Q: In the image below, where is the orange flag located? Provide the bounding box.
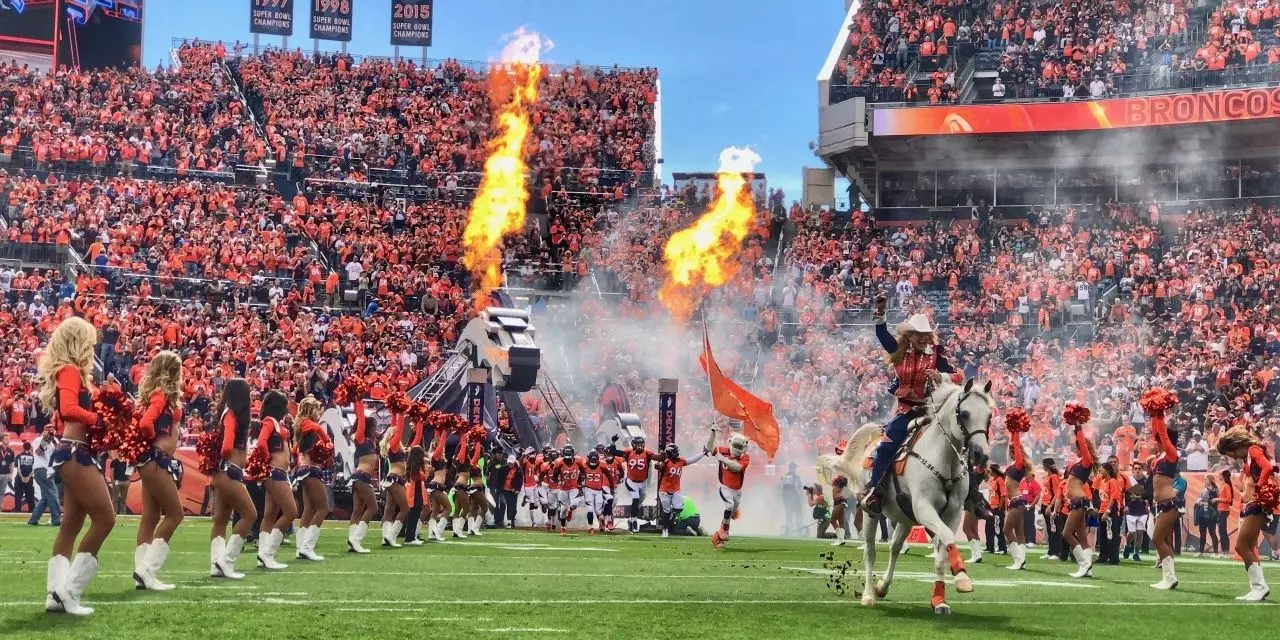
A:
[698,322,780,461]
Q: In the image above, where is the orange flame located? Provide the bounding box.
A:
[659,147,762,322]
[462,28,551,312]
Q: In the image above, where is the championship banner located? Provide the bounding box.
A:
[873,87,1280,137]
[466,368,487,428]
[658,379,678,450]
[390,0,433,47]
[250,0,294,36]
[309,0,352,42]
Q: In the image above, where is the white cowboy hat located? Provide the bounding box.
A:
[895,313,934,334]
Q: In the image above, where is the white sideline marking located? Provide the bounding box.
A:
[0,569,812,580]
[182,585,260,590]
[0,598,1271,608]
[484,628,568,633]
[444,542,618,552]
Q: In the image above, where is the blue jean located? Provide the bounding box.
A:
[29,468,61,525]
[868,408,926,490]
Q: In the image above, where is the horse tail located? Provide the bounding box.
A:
[830,422,883,491]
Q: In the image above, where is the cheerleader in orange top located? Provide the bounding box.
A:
[292,397,331,561]
[132,351,185,591]
[379,403,409,548]
[40,318,114,616]
[254,390,296,570]
[1217,429,1276,601]
[403,445,430,546]
[1062,404,1098,578]
[463,425,490,536]
[347,394,377,553]
[1142,388,1181,590]
[206,379,258,580]
[450,424,485,537]
[1002,409,1031,570]
[426,416,461,541]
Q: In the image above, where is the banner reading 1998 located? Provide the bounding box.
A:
[310,0,353,42]
[250,0,294,36]
[390,0,434,47]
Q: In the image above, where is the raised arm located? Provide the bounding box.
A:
[353,398,367,444]
[1074,427,1092,469]
[1152,422,1178,463]
[1011,431,1025,469]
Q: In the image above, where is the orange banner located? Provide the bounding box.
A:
[873,87,1280,136]
[698,323,780,461]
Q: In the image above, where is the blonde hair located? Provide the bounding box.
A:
[37,317,97,414]
[138,351,183,411]
[888,330,937,365]
[1216,428,1259,456]
[294,395,322,439]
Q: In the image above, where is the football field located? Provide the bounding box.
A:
[0,515,1274,639]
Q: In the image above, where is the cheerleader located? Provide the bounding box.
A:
[348,395,377,553]
[1217,429,1275,601]
[40,318,115,616]
[206,379,258,580]
[1143,389,1181,590]
[449,423,478,538]
[292,396,331,561]
[133,351,185,591]
[254,390,296,570]
[404,446,430,545]
[426,417,457,541]
[962,463,989,563]
[1003,409,1031,571]
[379,405,409,547]
[1062,404,1098,578]
[464,426,490,536]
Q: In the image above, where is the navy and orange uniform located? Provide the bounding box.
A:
[221,410,249,458]
[1243,444,1277,518]
[584,464,614,491]
[256,415,291,482]
[1150,419,1179,479]
[295,418,331,460]
[1067,427,1093,490]
[458,427,486,476]
[1006,432,1029,509]
[385,413,406,463]
[607,456,625,487]
[521,457,541,488]
[658,457,692,493]
[555,456,587,491]
[51,365,100,469]
[138,390,181,467]
[624,449,661,484]
[352,398,376,458]
[543,459,561,492]
[714,446,750,490]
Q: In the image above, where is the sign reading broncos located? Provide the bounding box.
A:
[52,0,144,70]
[873,87,1280,136]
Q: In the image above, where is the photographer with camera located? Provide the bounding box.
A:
[805,484,837,539]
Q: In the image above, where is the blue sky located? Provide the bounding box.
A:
[143,0,844,200]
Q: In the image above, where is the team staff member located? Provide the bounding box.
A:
[40,318,114,616]
[1215,469,1236,555]
[986,466,1007,555]
[1217,429,1276,601]
[133,352,186,591]
[1094,463,1125,565]
[1039,458,1064,561]
[1124,464,1151,563]
[14,442,36,513]
[0,435,15,510]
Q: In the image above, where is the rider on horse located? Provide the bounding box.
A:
[860,295,963,514]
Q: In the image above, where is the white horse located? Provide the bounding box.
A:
[826,378,994,615]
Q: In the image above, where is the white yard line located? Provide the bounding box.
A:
[483,628,568,633]
[0,597,1271,608]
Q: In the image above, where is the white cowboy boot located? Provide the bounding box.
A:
[46,555,68,613]
[469,516,483,536]
[967,538,983,564]
[382,521,403,548]
[452,517,468,538]
[1068,545,1092,578]
[1237,564,1270,601]
[347,523,369,553]
[218,535,247,579]
[258,530,289,569]
[1007,543,1026,570]
[306,526,325,560]
[210,537,226,577]
[143,540,175,591]
[831,528,847,546]
[133,543,153,589]
[53,553,97,616]
[1151,556,1177,590]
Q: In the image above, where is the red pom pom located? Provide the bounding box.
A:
[1140,388,1179,416]
[310,439,335,468]
[196,429,222,475]
[334,375,368,406]
[384,391,410,416]
[1063,403,1091,427]
[428,409,467,432]
[1004,408,1031,434]
[116,420,153,465]
[1256,480,1280,512]
[244,446,271,481]
[411,402,432,422]
[88,387,134,452]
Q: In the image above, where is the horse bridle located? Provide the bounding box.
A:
[909,388,991,491]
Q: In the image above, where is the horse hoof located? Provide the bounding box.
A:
[860,596,877,607]
[874,581,890,599]
[954,572,974,593]
[933,603,952,616]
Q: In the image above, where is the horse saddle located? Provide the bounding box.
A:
[861,416,932,476]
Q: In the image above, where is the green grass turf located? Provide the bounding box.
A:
[0,515,1275,639]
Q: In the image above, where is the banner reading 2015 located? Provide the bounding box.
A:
[390,0,434,47]
[310,0,352,42]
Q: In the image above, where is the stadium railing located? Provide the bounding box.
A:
[831,62,1280,106]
